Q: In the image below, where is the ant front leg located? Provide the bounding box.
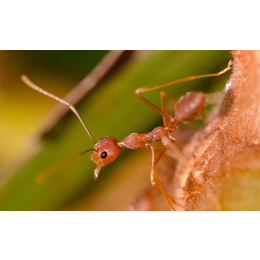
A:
[150,144,177,210]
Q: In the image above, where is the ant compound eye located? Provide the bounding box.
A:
[101,151,107,159]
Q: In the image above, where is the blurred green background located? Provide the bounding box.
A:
[0,50,230,210]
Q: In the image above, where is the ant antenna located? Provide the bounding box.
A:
[36,148,95,183]
[21,75,96,144]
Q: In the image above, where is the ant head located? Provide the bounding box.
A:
[91,137,121,180]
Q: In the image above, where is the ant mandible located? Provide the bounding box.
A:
[21,59,232,210]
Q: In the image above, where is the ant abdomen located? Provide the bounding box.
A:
[174,92,206,122]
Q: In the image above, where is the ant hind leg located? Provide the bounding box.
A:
[160,91,177,126]
[135,59,233,121]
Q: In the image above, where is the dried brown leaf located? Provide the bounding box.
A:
[173,50,260,210]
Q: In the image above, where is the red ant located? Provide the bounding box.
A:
[21,60,232,210]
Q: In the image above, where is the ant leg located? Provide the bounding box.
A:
[162,135,188,166]
[135,60,232,118]
[160,91,178,126]
[150,144,177,210]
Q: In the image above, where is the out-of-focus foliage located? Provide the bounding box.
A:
[0,50,230,210]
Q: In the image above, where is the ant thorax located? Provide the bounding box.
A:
[118,133,152,149]
[118,123,177,150]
